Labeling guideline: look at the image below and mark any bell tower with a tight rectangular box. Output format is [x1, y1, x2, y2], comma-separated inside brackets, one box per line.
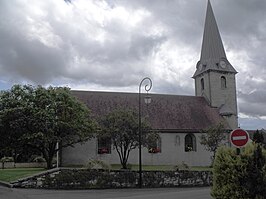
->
[193, 0, 238, 129]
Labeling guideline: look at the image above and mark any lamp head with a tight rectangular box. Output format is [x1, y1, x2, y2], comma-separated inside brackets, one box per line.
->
[144, 95, 151, 104]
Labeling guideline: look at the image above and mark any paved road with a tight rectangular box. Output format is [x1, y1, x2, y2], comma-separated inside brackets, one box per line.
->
[0, 186, 211, 199]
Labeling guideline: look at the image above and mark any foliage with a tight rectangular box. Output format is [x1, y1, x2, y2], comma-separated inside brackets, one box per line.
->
[200, 123, 226, 163]
[253, 129, 265, 145]
[31, 156, 46, 163]
[174, 161, 190, 171]
[0, 85, 96, 169]
[0, 157, 14, 163]
[211, 143, 266, 199]
[99, 108, 157, 169]
[84, 159, 111, 170]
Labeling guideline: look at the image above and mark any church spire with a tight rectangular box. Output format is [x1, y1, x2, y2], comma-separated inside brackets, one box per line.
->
[193, 0, 237, 78]
[193, 0, 238, 129]
[201, 0, 226, 61]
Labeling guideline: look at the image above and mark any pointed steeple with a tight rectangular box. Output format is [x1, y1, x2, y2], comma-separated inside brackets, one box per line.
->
[201, 0, 226, 61]
[193, 0, 237, 78]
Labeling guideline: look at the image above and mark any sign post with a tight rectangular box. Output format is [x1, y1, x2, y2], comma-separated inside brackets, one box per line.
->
[230, 128, 249, 154]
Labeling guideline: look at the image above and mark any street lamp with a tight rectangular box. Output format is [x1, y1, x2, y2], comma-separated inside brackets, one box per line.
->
[138, 77, 152, 188]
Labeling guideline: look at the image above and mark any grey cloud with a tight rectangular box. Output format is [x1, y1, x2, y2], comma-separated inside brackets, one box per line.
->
[0, 0, 167, 87]
[238, 90, 266, 104]
[238, 90, 266, 117]
[0, 0, 266, 128]
[239, 101, 266, 118]
[239, 117, 266, 130]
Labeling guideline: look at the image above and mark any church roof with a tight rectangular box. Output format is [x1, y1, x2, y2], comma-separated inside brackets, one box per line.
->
[219, 104, 234, 116]
[193, 0, 237, 78]
[72, 90, 230, 132]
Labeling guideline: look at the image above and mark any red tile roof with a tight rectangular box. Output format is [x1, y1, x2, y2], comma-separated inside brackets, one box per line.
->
[72, 90, 229, 132]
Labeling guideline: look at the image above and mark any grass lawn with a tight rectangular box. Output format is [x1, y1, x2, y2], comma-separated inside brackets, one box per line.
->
[0, 168, 46, 182]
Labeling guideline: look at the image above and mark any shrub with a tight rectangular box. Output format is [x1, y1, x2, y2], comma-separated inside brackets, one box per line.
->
[0, 156, 14, 162]
[32, 156, 46, 163]
[84, 159, 111, 170]
[211, 144, 266, 199]
[174, 161, 190, 171]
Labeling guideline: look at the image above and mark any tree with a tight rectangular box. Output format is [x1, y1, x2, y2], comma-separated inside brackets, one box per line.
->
[211, 144, 266, 198]
[200, 123, 226, 163]
[253, 129, 264, 145]
[245, 144, 266, 198]
[99, 109, 157, 169]
[0, 85, 96, 169]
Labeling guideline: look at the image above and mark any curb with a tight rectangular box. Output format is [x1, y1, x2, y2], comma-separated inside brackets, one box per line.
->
[0, 180, 13, 188]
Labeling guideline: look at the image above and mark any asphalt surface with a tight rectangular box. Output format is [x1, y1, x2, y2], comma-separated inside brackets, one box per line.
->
[0, 186, 212, 199]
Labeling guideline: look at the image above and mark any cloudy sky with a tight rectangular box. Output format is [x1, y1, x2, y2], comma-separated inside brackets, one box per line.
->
[0, 0, 266, 130]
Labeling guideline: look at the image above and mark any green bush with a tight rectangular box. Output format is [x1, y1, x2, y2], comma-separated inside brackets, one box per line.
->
[32, 156, 46, 163]
[174, 161, 190, 171]
[84, 159, 111, 170]
[1, 156, 14, 162]
[211, 143, 266, 199]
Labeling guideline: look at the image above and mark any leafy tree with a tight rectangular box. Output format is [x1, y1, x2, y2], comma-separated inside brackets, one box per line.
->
[99, 109, 157, 169]
[245, 145, 266, 198]
[0, 85, 96, 169]
[253, 129, 264, 145]
[211, 144, 266, 198]
[200, 123, 226, 163]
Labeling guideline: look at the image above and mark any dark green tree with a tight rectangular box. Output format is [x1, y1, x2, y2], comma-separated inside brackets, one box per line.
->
[253, 129, 264, 145]
[211, 144, 266, 198]
[99, 109, 157, 169]
[0, 85, 96, 169]
[245, 145, 266, 198]
[200, 123, 226, 163]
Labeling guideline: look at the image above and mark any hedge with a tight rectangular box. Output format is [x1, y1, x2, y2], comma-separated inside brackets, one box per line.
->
[211, 143, 266, 199]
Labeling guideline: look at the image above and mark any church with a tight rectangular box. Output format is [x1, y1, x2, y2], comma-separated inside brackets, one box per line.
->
[61, 0, 238, 167]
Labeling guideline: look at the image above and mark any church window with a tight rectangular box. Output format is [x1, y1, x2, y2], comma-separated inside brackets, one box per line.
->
[201, 78, 204, 91]
[97, 137, 111, 154]
[221, 76, 226, 89]
[185, 134, 196, 152]
[148, 136, 161, 153]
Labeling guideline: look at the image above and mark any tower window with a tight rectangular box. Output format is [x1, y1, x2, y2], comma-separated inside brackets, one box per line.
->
[185, 134, 196, 152]
[221, 76, 226, 89]
[201, 78, 204, 91]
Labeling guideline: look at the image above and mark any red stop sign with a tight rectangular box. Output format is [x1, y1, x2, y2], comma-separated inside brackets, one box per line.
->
[230, 129, 249, 148]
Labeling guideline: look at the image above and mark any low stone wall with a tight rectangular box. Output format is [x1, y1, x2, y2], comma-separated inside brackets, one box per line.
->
[11, 168, 212, 189]
[1, 162, 46, 169]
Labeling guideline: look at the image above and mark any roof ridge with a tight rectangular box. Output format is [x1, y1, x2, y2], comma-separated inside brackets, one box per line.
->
[71, 90, 206, 98]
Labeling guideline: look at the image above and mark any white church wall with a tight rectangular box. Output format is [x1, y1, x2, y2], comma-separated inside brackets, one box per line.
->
[61, 133, 212, 167]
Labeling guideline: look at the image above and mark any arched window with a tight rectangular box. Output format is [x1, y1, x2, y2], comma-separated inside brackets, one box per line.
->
[148, 136, 161, 153]
[221, 76, 226, 89]
[185, 134, 196, 152]
[201, 78, 204, 91]
[98, 137, 111, 154]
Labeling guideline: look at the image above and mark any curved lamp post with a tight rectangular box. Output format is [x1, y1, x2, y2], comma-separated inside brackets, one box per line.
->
[138, 77, 152, 188]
